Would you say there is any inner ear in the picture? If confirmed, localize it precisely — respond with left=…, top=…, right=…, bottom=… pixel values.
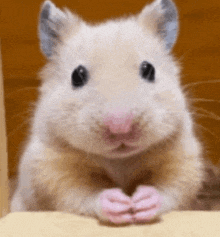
left=138, top=0, right=178, bottom=51
left=39, top=1, right=67, bottom=58
left=39, top=1, right=81, bottom=58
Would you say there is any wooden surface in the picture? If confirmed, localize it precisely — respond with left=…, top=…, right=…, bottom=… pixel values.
left=1, top=0, right=220, bottom=177
left=0, top=43, right=9, bottom=217
left=1, top=212, right=220, bottom=236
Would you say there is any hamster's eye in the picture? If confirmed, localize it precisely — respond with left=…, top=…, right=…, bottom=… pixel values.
left=140, top=61, right=155, bottom=82
left=71, top=65, right=88, bottom=88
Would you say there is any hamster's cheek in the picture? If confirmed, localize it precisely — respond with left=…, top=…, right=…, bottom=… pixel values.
left=140, top=104, right=179, bottom=142
left=59, top=92, right=180, bottom=158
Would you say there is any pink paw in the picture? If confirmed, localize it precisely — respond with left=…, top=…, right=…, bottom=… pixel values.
left=132, top=185, right=162, bottom=223
left=99, top=188, right=133, bottom=224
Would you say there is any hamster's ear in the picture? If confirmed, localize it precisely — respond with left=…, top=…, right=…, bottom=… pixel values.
left=39, top=1, right=80, bottom=58
left=138, top=0, right=178, bottom=51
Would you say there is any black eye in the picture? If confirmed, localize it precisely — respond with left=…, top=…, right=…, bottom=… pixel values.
left=71, top=65, right=88, bottom=88
left=140, top=61, right=155, bottom=82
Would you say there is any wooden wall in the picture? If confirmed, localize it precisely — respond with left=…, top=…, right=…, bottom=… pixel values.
left=1, top=0, right=220, bottom=177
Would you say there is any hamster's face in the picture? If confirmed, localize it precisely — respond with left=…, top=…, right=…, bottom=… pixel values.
left=39, top=15, right=188, bottom=159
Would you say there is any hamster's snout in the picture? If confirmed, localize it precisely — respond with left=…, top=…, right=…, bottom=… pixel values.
left=103, top=108, right=139, bottom=143
left=103, top=109, right=134, bottom=134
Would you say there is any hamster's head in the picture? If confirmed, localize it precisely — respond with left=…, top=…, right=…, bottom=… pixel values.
left=37, top=0, right=190, bottom=159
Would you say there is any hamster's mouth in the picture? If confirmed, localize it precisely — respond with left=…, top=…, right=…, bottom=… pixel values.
left=105, top=143, right=145, bottom=159
left=111, top=143, right=137, bottom=154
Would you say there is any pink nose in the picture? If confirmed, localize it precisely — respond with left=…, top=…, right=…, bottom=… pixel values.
left=103, top=108, right=134, bottom=134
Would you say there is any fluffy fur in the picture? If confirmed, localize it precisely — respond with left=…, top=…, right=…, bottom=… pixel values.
left=11, top=0, right=205, bottom=224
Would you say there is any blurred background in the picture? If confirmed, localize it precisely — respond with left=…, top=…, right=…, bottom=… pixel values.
left=1, top=0, right=220, bottom=180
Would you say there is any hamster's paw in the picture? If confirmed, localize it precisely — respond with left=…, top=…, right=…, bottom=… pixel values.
left=99, top=188, right=134, bottom=224
left=132, top=185, right=162, bottom=223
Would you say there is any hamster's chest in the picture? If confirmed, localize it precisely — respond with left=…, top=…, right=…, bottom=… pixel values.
left=101, top=158, right=153, bottom=195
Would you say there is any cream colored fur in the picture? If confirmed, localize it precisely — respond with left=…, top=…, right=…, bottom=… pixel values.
left=11, top=0, right=205, bottom=223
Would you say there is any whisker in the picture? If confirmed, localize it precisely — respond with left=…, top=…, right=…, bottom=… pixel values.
left=193, top=107, right=220, bottom=121
left=190, top=98, right=220, bottom=104
left=191, top=112, right=220, bottom=122
left=183, top=79, right=220, bottom=90
left=194, top=123, right=219, bottom=140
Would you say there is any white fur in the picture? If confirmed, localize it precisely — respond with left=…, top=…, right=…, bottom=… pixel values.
left=35, top=8, right=186, bottom=159
left=11, top=0, right=204, bottom=223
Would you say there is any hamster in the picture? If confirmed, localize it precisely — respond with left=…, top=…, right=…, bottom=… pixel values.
left=11, top=0, right=205, bottom=224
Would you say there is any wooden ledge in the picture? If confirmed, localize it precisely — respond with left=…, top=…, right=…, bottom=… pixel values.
left=0, top=211, right=220, bottom=236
